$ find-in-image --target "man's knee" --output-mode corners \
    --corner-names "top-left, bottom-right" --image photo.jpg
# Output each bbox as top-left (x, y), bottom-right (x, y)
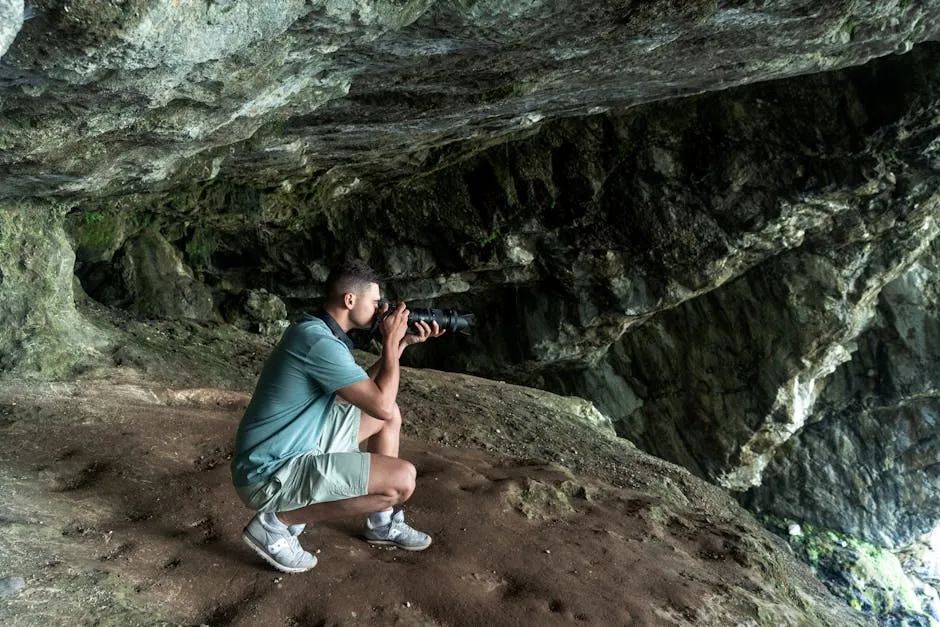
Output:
top-left (401, 459), bottom-right (416, 495)
top-left (390, 459), bottom-right (416, 501)
top-left (371, 458), bottom-right (415, 502)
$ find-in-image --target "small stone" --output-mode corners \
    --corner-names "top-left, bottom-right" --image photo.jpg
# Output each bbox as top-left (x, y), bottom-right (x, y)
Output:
top-left (544, 549), bottom-right (551, 554)
top-left (0, 576), bottom-right (25, 597)
top-left (787, 523), bottom-right (802, 537)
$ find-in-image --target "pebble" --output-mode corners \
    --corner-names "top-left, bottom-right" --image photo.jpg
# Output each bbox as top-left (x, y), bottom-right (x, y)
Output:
top-left (0, 576), bottom-right (25, 597)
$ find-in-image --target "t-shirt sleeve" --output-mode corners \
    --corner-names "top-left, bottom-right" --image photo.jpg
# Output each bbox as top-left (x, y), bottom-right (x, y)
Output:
top-left (304, 335), bottom-right (369, 393)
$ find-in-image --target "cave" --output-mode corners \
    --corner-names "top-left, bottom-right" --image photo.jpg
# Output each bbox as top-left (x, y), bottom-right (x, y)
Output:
top-left (1, 1), bottom-right (938, 624)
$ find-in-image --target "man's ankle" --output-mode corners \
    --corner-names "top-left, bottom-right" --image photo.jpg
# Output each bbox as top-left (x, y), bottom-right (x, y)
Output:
top-left (261, 511), bottom-right (289, 530)
top-left (368, 509), bottom-right (393, 527)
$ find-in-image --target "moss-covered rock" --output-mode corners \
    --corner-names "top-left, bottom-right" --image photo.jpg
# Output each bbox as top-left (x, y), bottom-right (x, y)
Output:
top-left (0, 203), bottom-right (109, 377)
top-left (765, 518), bottom-right (939, 626)
top-left (122, 230), bottom-right (216, 321)
top-left (69, 209), bottom-right (130, 263)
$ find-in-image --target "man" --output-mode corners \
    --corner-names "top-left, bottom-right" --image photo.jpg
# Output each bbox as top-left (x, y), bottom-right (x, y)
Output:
top-left (231, 260), bottom-right (444, 573)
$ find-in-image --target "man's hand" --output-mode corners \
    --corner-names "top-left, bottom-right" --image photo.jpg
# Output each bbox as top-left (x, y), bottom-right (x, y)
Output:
top-left (402, 319), bottom-right (446, 347)
top-left (379, 301), bottom-right (409, 348)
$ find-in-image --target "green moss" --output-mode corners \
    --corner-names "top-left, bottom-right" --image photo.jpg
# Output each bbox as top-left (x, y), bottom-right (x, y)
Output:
top-left (185, 228), bottom-right (221, 269)
top-left (840, 16), bottom-right (857, 43)
top-left (761, 517), bottom-right (929, 622)
top-left (479, 229), bottom-right (500, 248)
top-left (76, 210), bottom-right (126, 255)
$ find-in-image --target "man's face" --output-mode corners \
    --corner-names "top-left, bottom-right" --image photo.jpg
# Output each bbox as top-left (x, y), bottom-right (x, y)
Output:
top-left (349, 282), bottom-right (382, 329)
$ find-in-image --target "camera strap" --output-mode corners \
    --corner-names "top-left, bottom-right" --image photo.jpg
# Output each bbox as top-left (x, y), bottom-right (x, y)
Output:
top-left (312, 310), bottom-right (355, 352)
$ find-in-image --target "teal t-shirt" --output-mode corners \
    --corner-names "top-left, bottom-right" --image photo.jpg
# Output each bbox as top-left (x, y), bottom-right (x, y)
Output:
top-left (231, 315), bottom-right (369, 487)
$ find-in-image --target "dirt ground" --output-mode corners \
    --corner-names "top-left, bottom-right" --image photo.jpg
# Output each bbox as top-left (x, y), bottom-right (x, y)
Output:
top-left (0, 357), bottom-right (874, 626)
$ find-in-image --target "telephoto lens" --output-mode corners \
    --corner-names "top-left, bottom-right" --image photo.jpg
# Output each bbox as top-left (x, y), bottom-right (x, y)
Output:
top-left (407, 308), bottom-right (474, 335)
top-left (375, 300), bottom-right (475, 335)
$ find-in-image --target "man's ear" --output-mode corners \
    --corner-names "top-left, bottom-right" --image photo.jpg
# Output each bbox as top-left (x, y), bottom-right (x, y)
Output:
top-left (343, 292), bottom-right (355, 310)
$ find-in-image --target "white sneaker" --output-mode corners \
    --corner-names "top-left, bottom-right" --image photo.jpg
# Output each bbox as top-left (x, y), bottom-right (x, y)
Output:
top-left (242, 513), bottom-right (317, 573)
top-left (364, 510), bottom-right (432, 551)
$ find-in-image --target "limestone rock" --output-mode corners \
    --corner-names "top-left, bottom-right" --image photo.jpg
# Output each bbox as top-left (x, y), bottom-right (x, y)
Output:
top-left (244, 289), bottom-right (287, 324)
top-left (0, 204), bottom-right (107, 376)
top-left (571, 182), bottom-right (937, 491)
top-left (0, 576), bottom-right (24, 598)
top-left (744, 240), bottom-right (940, 548)
top-left (1, 1), bottom-right (938, 198)
top-left (122, 231), bottom-right (215, 321)
top-left (0, 0), bottom-right (22, 59)
top-left (244, 289), bottom-right (288, 336)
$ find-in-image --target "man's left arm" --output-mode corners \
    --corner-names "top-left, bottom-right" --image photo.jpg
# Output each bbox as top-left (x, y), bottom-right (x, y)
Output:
top-left (367, 320), bottom-right (444, 380)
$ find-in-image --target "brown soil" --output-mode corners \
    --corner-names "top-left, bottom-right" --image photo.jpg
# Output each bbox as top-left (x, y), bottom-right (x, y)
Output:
top-left (0, 360), bottom-right (873, 626)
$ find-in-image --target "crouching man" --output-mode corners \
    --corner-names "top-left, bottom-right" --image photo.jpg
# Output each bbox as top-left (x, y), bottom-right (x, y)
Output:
top-left (230, 260), bottom-right (444, 573)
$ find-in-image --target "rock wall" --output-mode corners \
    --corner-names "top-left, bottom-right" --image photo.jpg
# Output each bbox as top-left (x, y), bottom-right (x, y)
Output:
top-left (744, 239), bottom-right (940, 548)
top-left (0, 204), bottom-right (107, 376)
top-left (0, 0), bottom-right (22, 58)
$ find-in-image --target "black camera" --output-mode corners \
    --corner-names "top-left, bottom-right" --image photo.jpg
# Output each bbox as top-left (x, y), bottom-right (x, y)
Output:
top-left (374, 299), bottom-right (475, 335)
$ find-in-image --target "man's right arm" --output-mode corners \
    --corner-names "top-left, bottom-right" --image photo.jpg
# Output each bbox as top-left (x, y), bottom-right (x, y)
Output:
top-left (337, 348), bottom-right (400, 421)
top-left (337, 301), bottom-right (408, 421)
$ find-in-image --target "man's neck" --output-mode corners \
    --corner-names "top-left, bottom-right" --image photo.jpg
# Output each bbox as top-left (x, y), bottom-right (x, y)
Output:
top-left (322, 304), bottom-right (353, 333)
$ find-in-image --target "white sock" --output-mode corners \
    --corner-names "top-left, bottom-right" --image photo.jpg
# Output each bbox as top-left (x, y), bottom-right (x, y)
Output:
top-left (288, 523), bottom-right (306, 536)
top-left (261, 511), bottom-right (288, 530)
top-left (369, 509), bottom-right (393, 527)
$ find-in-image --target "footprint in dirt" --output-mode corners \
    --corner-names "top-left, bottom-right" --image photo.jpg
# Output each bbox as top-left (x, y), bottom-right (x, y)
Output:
top-left (55, 460), bottom-right (110, 491)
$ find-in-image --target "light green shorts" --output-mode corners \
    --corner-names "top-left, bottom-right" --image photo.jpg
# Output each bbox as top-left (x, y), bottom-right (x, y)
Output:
top-left (235, 402), bottom-right (371, 513)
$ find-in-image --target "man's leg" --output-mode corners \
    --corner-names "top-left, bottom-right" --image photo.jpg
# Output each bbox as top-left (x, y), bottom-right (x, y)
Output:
top-left (357, 403), bottom-right (401, 456)
top-left (277, 454), bottom-right (415, 525)
top-left (352, 403), bottom-right (431, 550)
top-left (278, 404), bottom-right (408, 525)
top-left (357, 404), bottom-right (400, 526)
top-left (241, 453), bottom-right (416, 573)
top-left (279, 403), bottom-right (431, 551)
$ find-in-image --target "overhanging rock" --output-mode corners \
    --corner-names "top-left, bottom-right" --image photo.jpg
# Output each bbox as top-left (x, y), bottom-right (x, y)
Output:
top-left (1, 0), bottom-right (938, 199)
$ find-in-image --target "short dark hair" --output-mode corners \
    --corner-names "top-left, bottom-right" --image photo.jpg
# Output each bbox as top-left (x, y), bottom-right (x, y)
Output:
top-left (324, 260), bottom-right (382, 302)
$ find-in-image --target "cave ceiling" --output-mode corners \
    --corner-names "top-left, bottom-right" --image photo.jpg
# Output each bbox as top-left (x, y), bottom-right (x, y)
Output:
top-left (0, 0), bottom-right (937, 199)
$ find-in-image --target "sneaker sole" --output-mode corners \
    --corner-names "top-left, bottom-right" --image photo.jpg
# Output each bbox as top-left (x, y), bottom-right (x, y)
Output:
top-left (364, 537), bottom-right (433, 551)
top-left (241, 531), bottom-right (317, 573)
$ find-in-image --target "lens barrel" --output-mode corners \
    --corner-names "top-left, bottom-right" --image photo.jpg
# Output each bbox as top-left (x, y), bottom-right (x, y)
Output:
top-left (375, 300), bottom-right (474, 335)
top-left (407, 308), bottom-right (474, 334)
